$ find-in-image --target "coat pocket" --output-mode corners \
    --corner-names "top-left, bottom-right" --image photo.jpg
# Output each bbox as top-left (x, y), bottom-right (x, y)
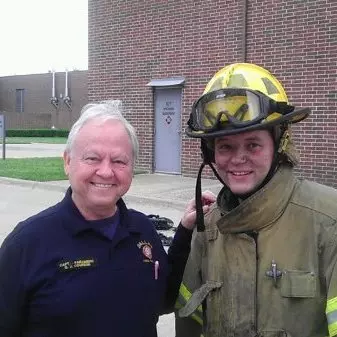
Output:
top-left (280, 269), bottom-right (316, 298)
top-left (178, 280), bottom-right (223, 317)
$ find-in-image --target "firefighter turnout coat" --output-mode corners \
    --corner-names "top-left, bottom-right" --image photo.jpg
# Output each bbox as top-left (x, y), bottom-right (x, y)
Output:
top-left (175, 165), bottom-right (337, 337)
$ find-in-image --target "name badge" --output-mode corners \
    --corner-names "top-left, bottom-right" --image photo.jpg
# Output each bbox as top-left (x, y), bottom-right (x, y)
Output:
top-left (58, 258), bottom-right (97, 271)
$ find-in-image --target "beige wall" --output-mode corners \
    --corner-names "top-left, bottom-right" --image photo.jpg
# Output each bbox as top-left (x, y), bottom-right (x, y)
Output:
top-left (0, 70), bottom-right (88, 129)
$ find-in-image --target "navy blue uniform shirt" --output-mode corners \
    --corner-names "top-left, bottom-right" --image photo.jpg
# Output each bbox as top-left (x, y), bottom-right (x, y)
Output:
top-left (0, 188), bottom-right (192, 337)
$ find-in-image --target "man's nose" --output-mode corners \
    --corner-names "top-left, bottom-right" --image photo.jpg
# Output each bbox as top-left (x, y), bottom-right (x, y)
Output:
top-left (96, 161), bottom-right (114, 177)
top-left (231, 148), bottom-right (247, 164)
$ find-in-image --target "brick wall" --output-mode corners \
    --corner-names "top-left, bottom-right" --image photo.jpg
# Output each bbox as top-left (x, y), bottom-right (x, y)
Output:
top-left (88, 0), bottom-right (337, 187)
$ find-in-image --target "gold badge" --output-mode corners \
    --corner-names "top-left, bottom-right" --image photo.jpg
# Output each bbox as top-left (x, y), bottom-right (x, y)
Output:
top-left (137, 241), bottom-right (153, 262)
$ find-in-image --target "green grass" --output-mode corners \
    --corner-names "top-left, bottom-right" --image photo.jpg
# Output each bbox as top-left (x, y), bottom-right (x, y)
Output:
top-left (0, 156), bottom-right (147, 181)
top-left (0, 157), bottom-right (67, 181)
top-left (4, 137), bottom-right (67, 144)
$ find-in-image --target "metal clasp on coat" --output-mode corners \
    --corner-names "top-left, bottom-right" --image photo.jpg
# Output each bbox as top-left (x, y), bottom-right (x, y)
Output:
top-left (266, 260), bottom-right (282, 286)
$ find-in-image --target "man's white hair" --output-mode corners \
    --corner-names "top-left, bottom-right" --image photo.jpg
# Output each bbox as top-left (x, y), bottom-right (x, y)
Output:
top-left (65, 100), bottom-right (139, 164)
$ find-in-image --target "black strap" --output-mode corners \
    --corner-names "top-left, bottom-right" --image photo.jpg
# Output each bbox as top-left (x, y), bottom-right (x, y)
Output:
top-left (196, 160), bottom-right (228, 232)
top-left (195, 162), bottom-right (206, 232)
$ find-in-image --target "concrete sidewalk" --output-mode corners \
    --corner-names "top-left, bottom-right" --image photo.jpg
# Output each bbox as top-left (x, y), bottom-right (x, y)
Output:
top-left (3, 143), bottom-right (64, 158)
top-left (0, 143), bottom-right (222, 337)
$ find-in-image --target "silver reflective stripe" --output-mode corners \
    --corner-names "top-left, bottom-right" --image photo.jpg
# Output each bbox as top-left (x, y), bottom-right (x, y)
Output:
top-left (327, 309), bottom-right (337, 325)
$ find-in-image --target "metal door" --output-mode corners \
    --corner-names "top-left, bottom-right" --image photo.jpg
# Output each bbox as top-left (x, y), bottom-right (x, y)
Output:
top-left (154, 88), bottom-right (182, 174)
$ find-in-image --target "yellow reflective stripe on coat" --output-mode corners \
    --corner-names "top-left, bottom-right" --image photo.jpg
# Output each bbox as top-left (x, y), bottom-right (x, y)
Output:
top-left (175, 283), bottom-right (203, 325)
top-left (326, 297), bottom-right (337, 336)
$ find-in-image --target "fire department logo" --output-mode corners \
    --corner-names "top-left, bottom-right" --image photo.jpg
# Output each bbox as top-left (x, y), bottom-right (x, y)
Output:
top-left (142, 245), bottom-right (152, 260)
top-left (137, 241), bottom-right (153, 262)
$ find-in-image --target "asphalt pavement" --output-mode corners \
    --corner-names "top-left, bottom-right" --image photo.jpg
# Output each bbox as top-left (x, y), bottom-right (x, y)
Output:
top-left (0, 142), bottom-right (222, 337)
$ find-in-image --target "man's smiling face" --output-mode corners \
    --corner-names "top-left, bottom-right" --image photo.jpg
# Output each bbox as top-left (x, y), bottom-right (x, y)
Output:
top-left (63, 119), bottom-right (133, 220)
top-left (214, 129), bottom-right (274, 196)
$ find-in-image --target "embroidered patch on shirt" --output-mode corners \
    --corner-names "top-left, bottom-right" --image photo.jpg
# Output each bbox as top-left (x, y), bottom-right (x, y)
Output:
top-left (137, 241), bottom-right (153, 262)
top-left (58, 258), bottom-right (97, 271)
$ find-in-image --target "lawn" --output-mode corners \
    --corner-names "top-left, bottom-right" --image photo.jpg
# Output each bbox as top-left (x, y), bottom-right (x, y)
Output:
top-left (0, 156), bottom-right (146, 181)
top-left (4, 137), bottom-right (67, 144)
top-left (0, 157), bottom-right (67, 181)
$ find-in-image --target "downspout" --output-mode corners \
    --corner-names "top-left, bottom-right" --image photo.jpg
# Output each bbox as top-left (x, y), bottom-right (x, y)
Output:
top-left (242, 0), bottom-right (247, 62)
top-left (63, 69), bottom-right (72, 110)
top-left (50, 70), bottom-right (59, 109)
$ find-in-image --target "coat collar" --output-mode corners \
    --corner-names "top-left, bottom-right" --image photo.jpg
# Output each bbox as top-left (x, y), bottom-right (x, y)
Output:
top-left (216, 165), bottom-right (297, 234)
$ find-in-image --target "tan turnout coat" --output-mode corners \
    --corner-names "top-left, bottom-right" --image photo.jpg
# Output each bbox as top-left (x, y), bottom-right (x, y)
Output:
top-left (176, 165), bottom-right (337, 337)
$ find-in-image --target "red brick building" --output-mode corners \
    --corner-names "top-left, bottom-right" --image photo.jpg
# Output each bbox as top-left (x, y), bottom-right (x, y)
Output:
top-left (88, 0), bottom-right (337, 187)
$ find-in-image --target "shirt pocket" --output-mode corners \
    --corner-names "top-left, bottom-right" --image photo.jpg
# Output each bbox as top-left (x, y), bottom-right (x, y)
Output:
top-left (280, 269), bottom-right (316, 298)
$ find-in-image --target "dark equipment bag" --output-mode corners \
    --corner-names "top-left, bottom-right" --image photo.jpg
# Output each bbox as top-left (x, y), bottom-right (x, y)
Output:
top-left (147, 214), bottom-right (175, 246)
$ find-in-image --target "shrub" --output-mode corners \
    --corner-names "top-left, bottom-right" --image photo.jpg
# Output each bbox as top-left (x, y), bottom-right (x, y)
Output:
top-left (6, 129), bottom-right (69, 137)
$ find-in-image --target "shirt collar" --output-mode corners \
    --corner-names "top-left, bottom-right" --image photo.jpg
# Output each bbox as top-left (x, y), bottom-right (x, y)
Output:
top-left (61, 187), bottom-right (142, 237)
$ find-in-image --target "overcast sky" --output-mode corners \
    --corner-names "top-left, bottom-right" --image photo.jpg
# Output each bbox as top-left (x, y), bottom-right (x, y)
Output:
top-left (0, 0), bottom-right (88, 76)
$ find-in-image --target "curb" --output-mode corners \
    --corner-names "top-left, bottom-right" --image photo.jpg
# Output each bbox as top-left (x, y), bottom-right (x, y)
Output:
top-left (0, 177), bottom-right (68, 193)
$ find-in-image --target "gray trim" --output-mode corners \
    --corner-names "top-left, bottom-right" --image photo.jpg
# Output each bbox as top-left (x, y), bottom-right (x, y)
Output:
top-left (147, 77), bottom-right (185, 87)
top-left (327, 309), bottom-right (337, 325)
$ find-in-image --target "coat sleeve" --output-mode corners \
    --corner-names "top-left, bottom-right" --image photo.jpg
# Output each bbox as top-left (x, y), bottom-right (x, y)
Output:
top-left (162, 224), bottom-right (193, 314)
top-left (174, 229), bottom-right (204, 337)
top-left (324, 220), bottom-right (337, 337)
top-left (0, 235), bottom-right (25, 337)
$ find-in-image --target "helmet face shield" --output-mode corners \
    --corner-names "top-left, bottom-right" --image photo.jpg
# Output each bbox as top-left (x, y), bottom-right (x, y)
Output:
top-left (189, 88), bottom-right (292, 133)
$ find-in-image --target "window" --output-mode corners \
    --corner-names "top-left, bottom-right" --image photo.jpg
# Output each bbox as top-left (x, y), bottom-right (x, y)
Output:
top-left (16, 89), bottom-right (25, 113)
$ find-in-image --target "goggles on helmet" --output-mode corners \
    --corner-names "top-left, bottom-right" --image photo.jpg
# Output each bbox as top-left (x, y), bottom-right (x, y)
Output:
top-left (188, 88), bottom-right (294, 133)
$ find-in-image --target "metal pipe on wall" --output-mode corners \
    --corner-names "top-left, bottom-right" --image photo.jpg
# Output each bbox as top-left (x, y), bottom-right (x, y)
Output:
top-left (63, 69), bottom-right (72, 110)
top-left (65, 69), bottom-right (68, 98)
top-left (52, 71), bottom-right (56, 97)
top-left (50, 70), bottom-right (59, 109)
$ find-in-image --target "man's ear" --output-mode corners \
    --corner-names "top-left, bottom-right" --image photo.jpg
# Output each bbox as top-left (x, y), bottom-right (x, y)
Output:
top-left (63, 151), bottom-right (70, 176)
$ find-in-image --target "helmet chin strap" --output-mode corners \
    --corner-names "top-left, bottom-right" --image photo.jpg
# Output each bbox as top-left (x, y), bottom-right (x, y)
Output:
top-left (195, 158), bottom-right (242, 232)
top-left (195, 141), bottom-right (229, 232)
top-left (195, 162), bottom-right (206, 232)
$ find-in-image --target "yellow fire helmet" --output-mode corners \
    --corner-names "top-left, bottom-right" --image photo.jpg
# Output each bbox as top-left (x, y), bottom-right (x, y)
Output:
top-left (188, 64), bottom-right (311, 232)
top-left (186, 63), bottom-right (310, 138)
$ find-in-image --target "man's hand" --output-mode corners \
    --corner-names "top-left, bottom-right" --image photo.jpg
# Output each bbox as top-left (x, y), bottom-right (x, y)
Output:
top-left (181, 191), bottom-right (216, 230)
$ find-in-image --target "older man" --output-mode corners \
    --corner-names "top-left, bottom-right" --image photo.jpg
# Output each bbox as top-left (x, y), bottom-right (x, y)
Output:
top-left (0, 101), bottom-right (201, 337)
